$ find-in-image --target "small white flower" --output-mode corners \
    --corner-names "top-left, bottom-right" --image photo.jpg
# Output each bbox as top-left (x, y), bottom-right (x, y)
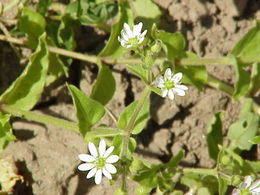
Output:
top-left (154, 68), bottom-right (188, 100)
top-left (78, 139), bottom-right (119, 185)
top-left (232, 176), bottom-right (260, 195)
top-left (118, 22), bottom-right (147, 48)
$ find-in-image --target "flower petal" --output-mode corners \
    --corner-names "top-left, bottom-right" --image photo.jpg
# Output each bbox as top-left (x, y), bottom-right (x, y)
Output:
top-left (231, 189), bottom-right (240, 195)
top-left (140, 29), bottom-right (147, 38)
top-left (78, 154), bottom-right (95, 162)
top-left (99, 139), bottom-right (106, 157)
top-left (168, 89), bottom-right (174, 100)
top-left (133, 22), bottom-right (143, 36)
top-left (78, 163), bottom-right (95, 171)
top-left (175, 84), bottom-right (188, 90)
top-left (172, 72), bottom-right (183, 83)
top-left (164, 68), bottom-right (172, 80)
top-left (88, 142), bottom-right (98, 158)
top-left (102, 168), bottom-right (112, 179)
top-left (86, 167), bottom-right (97, 179)
top-left (105, 164), bottom-right (117, 174)
top-left (103, 146), bottom-right (114, 158)
top-left (161, 88), bottom-right (168, 97)
top-left (172, 88), bottom-right (186, 96)
top-left (155, 76), bottom-right (165, 88)
top-left (106, 155), bottom-right (119, 163)
top-left (123, 23), bottom-right (133, 37)
top-left (94, 169), bottom-right (102, 184)
top-left (249, 179), bottom-right (260, 192)
top-left (244, 176), bottom-right (253, 189)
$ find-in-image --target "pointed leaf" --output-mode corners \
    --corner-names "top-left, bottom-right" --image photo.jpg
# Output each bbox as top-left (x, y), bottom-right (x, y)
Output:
top-left (0, 34), bottom-right (49, 110)
top-left (206, 112), bottom-right (223, 161)
top-left (67, 84), bottom-right (105, 136)
top-left (90, 64), bottom-right (115, 105)
top-left (227, 99), bottom-right (259, 150)
top-left (117, 99), bottom-right (150, 135)
top-left (0, 113), bottom-right (15, 153)
top-left (18, 7), bottom-right (46, 49)
top-left (231, 20), bottom-right (260, 60)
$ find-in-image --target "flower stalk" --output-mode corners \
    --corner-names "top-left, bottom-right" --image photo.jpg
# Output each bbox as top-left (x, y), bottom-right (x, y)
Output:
top-left (0, 104), bottom-right (79, 132)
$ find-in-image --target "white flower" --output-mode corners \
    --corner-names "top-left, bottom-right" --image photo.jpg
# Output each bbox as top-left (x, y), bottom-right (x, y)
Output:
top-left (78, 139), bottom-right (119, 184)
top-left (118, 22), bottom-right (147, 48)
top-left (154, 68), bottom-right (188, 100)
top-left (232, 176), bottom-right (260, 195)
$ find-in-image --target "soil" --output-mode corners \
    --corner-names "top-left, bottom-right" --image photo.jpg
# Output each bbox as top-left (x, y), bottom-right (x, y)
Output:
top-left (0, 0), bottom-right (260, 194)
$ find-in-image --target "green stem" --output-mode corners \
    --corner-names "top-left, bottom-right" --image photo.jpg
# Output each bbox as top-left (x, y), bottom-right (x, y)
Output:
top-left (120, 87), bottom-right (151, 191)
top-left (0, 104), bottom-right (79, 132)
top-left (207, 74), bottom-right (234, 95)
top-left (2, 34), bottom-right (260, 66)
top-left (182, 167), bottom-right (217, 176)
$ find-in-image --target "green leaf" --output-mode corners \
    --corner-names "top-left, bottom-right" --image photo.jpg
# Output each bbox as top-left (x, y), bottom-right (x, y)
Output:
top-left (181, 174), bottom-right (218, 195)
top-left (127, 64), bottom-right (148, 84)
top-left (206, 112), bottom-right (223, 160)
top-left (117, 100), bottom-right (150, 134)
top-left (90, 64), bottom-right (115, 105)
top-left (218, 177), bottom-right (228, 195)
top-left (176, 52), bottom-right (208, 90)
top-left (250, 136), bottom-right (260, 144)
top-left (98, 1), bottom-right (133, 58)
top-left (164, 150), bottom-right (184, 168)
top-left (67, 84), bottom-right (105, 137)
top-left (0, 34), bottom-right (49, 111)
top-left (36, 0), bottom-right (51, 15)
top-left (0, 113), bottom-right (15, 153)
top-left (227, 99), bottom-right (259, 150)
top-left (131, 0), bottom-right (161, 28)
top-left (248, 62), bottom-right (260, 95)
top-left (18, 7), bottom-right (46, 49)
top-left (151, 24), bottom-right (185, 60)
top-left (58, 14), bottom-right (77, 50)
top-left (84, 127), bottom-right (124, 142)
top-left (231, 20), bottom-right (260, 60)
top-left (231, 56), bottom-right (251, 99)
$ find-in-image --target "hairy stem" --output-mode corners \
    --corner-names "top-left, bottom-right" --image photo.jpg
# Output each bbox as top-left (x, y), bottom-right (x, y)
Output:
top-left (207, 75), bottom-right (234, 95)
top-left (120, 87), bottom-right (151, 191)
top-left (1, 34), bottom-right (260, 66)
top-left (182, 167), bottom-right (217, 176)
top-left (0, 104), bottom-right (79, 132)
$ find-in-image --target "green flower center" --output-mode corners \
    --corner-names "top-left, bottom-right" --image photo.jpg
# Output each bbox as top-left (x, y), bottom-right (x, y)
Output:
top-left (126, 37), bottom-right (138, 46)
top-left (240, 189), bottom-right (251, 195)
top-left (96, 157), bottom-right (106, 168)
top-left (164, 79), bottom-right (174, 90)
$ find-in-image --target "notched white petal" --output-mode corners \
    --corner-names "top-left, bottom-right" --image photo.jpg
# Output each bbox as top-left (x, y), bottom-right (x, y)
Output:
top-left (133, 22), bottom-right (143, 36)
top-left (78, 163), bottom-right (95, 171)
top-left (173, 88), bottom-right (185, 96)
top-left (164, 68), bottom-right (172, 80)
top-left (123, 23), bottom-right (133, 37)
top-left (244, 176), bottom-right (253, 188)
top-left (168, 89), bottom-right (174, 100)
top-left (78, 154), bottom-right (95, 162)
top-left (102, 168), bottom-right (112, 179)
top-left (172, 72), bottom-right (183, 83)
top-left (99, 139), bottom-right (106, 157)
top-left (86, 168), bottom-right (97, 179)
top-left (175, 84), bottom-right (188, 90)
top-left (103, 146), bottom-right (114, 158)
top-left (161, 89), bottom-right (168, 97)
top-left (106, 155), bottom-right (119, 163)
top-left (88, 142), bottom-right (98, 158)
top-left (105, 164), bottom-right (117, 174)
top-left (95, 169), bottom-right (102, 184)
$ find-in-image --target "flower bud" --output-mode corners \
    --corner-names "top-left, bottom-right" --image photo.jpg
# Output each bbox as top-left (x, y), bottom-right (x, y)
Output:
top-left (151, 40), bottom-right (162, 53)
top-left (221, 155), bottom-right (231, 165)
top-left (231, 175), bottom-right (242, 186)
